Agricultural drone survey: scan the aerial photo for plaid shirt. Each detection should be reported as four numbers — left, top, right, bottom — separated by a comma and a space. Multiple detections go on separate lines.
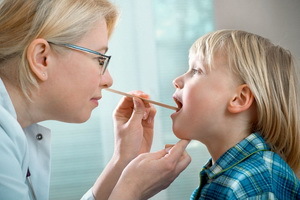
190, 133, 300, 200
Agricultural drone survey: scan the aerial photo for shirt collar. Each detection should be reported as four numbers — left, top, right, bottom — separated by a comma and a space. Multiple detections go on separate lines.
0, 78, 17, 119
203, 132, 270, 179
0, 78, 50, 133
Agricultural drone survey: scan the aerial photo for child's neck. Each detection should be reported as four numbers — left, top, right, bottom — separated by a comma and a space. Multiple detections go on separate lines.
205, 131, 250, 164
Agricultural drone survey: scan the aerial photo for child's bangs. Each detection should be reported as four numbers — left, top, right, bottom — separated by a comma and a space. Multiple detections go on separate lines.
189, 31, 227, 72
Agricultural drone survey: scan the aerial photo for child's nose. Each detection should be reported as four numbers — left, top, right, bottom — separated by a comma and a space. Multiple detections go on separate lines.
173, 76, 183, 89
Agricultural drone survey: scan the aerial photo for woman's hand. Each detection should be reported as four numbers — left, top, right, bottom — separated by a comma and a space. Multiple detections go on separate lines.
92, 91, 156, 200
113, 91, 157, 162
109, 140, 192, 200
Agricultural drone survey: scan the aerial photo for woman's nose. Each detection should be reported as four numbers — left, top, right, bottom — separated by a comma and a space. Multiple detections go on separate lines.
100, 70, 113, 88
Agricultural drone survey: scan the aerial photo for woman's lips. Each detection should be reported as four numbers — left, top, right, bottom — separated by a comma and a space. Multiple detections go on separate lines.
91, 96, 101, 106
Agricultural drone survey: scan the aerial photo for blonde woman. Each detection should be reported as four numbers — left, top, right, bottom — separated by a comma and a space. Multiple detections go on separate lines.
171, 30, 300, 199
0, 0, 191, 199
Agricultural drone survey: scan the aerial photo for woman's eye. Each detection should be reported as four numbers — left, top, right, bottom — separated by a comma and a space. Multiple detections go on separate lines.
98, 57, 105, 66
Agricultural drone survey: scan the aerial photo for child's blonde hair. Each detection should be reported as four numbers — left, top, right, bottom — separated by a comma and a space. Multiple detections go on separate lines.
0, 0, 119, 98
190, 30, 300, 175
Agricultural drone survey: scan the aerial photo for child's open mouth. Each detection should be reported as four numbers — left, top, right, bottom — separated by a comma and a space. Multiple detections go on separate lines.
173, 96, 183, 112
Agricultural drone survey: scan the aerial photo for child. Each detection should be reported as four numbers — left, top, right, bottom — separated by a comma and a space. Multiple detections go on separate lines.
171, 30, 300, 199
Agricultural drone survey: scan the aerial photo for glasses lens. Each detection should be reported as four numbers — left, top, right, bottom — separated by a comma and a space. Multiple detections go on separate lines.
99, 57, 109, 75
99, 57, 105, 66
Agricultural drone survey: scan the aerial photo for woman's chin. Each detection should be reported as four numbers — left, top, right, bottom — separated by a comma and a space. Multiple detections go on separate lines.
63, 113, 91, 124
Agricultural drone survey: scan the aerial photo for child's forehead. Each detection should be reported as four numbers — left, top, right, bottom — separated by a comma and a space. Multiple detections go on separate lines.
188, 50, 227, 67
188, 53, 202, 68
188, 51, 203, 62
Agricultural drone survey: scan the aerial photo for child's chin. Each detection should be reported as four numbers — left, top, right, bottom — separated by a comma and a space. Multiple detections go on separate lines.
173, 131, 190, 140
172, 125, 191, 140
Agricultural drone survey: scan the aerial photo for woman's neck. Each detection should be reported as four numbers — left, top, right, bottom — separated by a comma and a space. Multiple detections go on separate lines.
2, 78, 35, 128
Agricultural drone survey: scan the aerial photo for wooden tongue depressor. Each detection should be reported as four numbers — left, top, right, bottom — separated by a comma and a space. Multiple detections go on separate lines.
104, 88, 177, 110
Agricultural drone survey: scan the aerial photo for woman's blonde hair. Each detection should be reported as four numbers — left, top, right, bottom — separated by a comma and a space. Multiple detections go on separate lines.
190, 30, 300, 175
0, 0, 118, 98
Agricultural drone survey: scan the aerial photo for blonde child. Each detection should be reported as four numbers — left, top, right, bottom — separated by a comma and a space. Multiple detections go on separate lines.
171, 30, 300, 199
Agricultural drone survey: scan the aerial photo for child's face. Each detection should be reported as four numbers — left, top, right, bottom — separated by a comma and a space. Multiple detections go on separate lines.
171, 52, 240, 142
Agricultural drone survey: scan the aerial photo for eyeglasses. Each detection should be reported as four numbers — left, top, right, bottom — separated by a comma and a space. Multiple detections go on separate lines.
48, 42, 111, 75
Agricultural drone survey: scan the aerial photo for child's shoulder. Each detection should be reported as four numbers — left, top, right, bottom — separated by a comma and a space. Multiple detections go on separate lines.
203, 133, 300, 199
230, 150, 296, 179
215, 150, 300, 199
217, 132, 298, 182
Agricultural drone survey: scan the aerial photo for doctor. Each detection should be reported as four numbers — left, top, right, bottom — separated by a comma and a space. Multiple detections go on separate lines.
0, 0, 191, 199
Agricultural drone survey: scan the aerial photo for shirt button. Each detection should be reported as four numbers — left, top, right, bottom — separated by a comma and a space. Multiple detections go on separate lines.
36, 133, 43, 140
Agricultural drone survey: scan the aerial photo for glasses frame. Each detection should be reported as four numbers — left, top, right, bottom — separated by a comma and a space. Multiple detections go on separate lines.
48, 42, 111, 75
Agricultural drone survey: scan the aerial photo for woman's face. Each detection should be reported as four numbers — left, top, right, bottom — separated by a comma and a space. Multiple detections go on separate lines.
44, 19, 113, 123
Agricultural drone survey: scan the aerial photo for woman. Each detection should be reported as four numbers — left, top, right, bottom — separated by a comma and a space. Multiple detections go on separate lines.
0, 0, 191, 199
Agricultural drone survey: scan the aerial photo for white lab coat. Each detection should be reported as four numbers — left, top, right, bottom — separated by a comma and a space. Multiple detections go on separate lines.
0, 79, 94, 200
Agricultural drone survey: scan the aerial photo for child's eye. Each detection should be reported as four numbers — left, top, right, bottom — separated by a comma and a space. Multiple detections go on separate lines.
190, 68, 204, 76
191, 69, 198, 75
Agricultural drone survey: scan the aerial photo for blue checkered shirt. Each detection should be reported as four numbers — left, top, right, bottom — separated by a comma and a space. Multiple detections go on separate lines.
190, 133, 300, 200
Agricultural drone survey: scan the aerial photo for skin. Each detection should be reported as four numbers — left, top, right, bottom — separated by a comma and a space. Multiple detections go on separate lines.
0, 18, 191, 199
94, 95, 191, 200
6, 19, 113, 128
109, 139, 191, 200
171, 52, 256, 163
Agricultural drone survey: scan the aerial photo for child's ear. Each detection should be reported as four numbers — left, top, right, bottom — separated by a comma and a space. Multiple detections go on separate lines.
27, 38, 50, 81
228, 84, 254, 113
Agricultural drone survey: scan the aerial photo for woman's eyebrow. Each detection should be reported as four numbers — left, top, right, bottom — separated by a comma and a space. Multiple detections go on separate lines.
97, 46, 109, 54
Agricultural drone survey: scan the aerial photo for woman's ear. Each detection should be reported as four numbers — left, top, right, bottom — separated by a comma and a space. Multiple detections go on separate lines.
27, 38, 51, 81
228, 84, 254, 114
